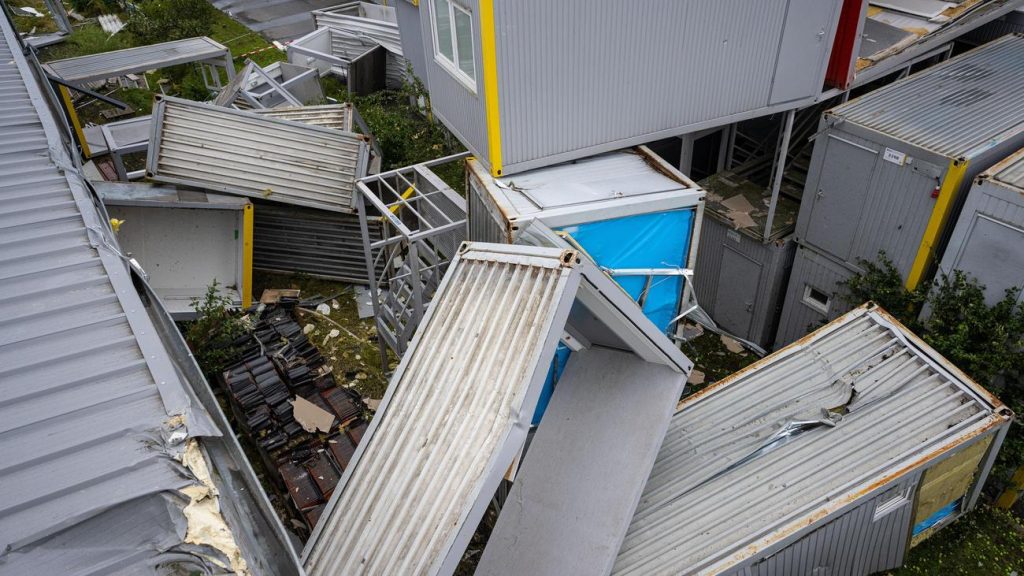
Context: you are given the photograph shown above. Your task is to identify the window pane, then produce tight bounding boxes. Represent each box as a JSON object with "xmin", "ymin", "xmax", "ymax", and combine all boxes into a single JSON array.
[
  {"xmin": 454, "ymin": 8, "xmax": 474, "ymax": 79},
  {"xmin": 433, "ymin": 0, "xmax": 453, "ymax": 63}
]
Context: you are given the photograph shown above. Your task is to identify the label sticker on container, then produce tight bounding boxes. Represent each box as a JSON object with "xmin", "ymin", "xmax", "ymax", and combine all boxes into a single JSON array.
[
  {"xmin": 726, "ymin": 230, "xmax": 741, "ymax": 243},
  {"xmin": 883, "ymin": 147, "xmax": 907, "ymax": 166}
]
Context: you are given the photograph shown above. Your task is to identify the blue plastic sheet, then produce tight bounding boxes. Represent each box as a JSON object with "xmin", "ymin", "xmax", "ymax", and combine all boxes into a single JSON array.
[
  {"xmin": 531, "ymin": 209, "xmax": 695, "ymax": 424},
  {"xmin": 912, "ymin": 498, "xmax": 961, "ymax": 536}
]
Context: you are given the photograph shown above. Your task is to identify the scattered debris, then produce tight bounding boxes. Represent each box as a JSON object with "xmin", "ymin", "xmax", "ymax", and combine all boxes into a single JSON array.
[
  {"xmin": 720, "ymin": 334, "xmax": 745, "ymax": 354},
  {"xmin": 292, "ymin": 396, "xmax": 336, "ymax": 433},
  {"xmin": 687, "ymin": 369, "xmax": 705, "ymax": 386}
]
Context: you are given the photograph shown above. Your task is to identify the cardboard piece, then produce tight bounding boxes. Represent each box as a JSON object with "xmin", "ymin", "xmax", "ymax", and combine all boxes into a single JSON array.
[
  {"xmin": 720, "ymin": 193, "xmax": 756, "ymax": 214},
  {"xmin": 293, "ymin": 396, "xmax": 336, "ymax": 433}
]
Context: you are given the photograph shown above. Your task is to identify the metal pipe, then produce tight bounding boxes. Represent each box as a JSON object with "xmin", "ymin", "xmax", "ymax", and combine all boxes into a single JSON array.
[{"xmin": 762, "ymin": 109, "xmax": 795, "ymax": 243}]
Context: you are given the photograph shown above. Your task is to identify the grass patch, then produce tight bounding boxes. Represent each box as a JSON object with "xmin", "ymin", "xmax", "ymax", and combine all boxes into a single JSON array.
[
  {"xmin": 39, "ymin": 22, "xmax": 135, "ymax": 60},
  {"xmin": 891, "ymin": 506, "xmax": 1024, "ymax": 575},
  {"xmin": 9, "ymin": 0, "xmax": 62, "ymax": 35},
  {"xmin": 320, "ymin": 75, "xmax": 467, "ymax": 192},
  {"xmin": 252, "ymin": 271, "xmax": 391, "ymax": 401}
]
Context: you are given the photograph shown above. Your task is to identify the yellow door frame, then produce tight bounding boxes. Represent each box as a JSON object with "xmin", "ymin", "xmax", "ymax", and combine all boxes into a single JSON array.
[{"xmin": 906, "ymin": 158, "xmax": 969, "ymax": 291}]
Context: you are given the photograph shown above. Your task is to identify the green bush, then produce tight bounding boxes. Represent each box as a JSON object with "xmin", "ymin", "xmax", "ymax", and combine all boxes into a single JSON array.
[
  {"xmin": 185, "ymin": 281, "xmax": 249, "ymax": 378},
  {"xmin": 126, "ymin": 0, "xmax": 216, "ymax": 44}
]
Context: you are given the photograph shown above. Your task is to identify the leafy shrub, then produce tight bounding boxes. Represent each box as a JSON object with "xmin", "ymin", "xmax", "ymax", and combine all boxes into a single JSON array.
[
  {"xmin": 126, "ymin": 0, "xmax": 216, "ymax": 44},
  {"xmin": 185, "ymin": 281, "xmax": 249, "ymax": 377},
  {"xmin": 842, "ymin": 253, "xmax": 1024, "ymax": 495}
]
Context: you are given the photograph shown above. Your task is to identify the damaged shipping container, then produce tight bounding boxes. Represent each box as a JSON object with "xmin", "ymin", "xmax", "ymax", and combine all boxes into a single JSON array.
[
  {"xmin": 777, "ymin": 34, "xmax": 1024, "ymax": 347},
  {"xmin": 614, "ymin": 304, "xmax": 1013, "ymax": 575},
  {"xmin": 934, "ymin": 146, "xmax": 1024, "ymax": 307},
  {"xmin": 94, "ymin": 182, "xmax": 252, "ymax": 318}
]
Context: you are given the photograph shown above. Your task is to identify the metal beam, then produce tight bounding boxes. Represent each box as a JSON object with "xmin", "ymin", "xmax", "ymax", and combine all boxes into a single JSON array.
[{"xmin": 763, "ymin": 109, "xmax": 795, "ymax": 243}]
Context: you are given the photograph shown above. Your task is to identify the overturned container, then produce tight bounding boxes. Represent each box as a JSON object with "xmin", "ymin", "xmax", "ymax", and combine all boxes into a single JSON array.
[
  {"xmin": 615, "ymin": 303, "xmax": 1013, "ymax": 575},
  {"xmin": 95, "ymin": 182, "xmax": 252, "ymax": 318},
  {"xmin": 778, "ymin": 35, "xmax": 1024, "ymax": 346},
  {"xmin": 935, "ymin": 146, "xmax": 1024, "ymax": 307}
]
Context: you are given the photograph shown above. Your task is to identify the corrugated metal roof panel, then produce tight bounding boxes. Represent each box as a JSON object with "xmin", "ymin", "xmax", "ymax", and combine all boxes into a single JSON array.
[
  {"xmin": 304, "ymin": 241, "xmax": 693, "ymax": 575},
  {"xmin": 0, "ymin": 18, "xmax": 300, "ymax": 574},
  {"xmin": 0, "ymin": 15, "xmax": 206, "ymax": 565},
  {"xmin": 832, "ymin": 34, "xmax": 1024, "ymax": 159},
  {"xmin": 252, "ymin": 103, "xmax": 355, "ymax": 131},
  {"xmin": 304, "ymin": 244, "xmax": 581, "ymax": 575},
  {"xmin": 44, "ymin": 36, "xmax": 229, "ymax": 83},
  {"xmin": 147, "ymin": 96, "xmax": 369, "ymax": 212},
  {"xmin": 313, "ymin": 1, "xmax": 402, "ymax": 55},
  {"xmin": 990, "ymin": 146, "xmax": 1024, "ymax": 191},
  {"xmin": 614, "ymin": 305, "xmax": 1007, "ymax": 575}
]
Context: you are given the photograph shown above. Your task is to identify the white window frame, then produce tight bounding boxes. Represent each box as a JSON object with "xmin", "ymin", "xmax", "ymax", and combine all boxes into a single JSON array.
[
  {"xmin": 802, "ymin": 284, "xmax": 832, "ymax": 315},
  {"xmin": 430, "ymin": 0, "xmax": 477, "ymax": 92}
]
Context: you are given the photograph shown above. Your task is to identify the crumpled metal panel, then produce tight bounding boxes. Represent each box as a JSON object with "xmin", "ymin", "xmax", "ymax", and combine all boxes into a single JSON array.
[
  {"xmin": 832, "ymin": 34, "xmax": 1024, "ymax": 160},
  {"xmin": 44, "ymin": 36, "xmax": 229, "ymax": 83},
  {"xmin": 147, "ymin": 96, "xmax": 369, "ymax": 213},
  {"xmin": 614, "ymin": 305, "xmax": 1009, "ymax": 575},
  {"xmin": 303, "ymin": 245, "xmax": 580, "ymax": 575},
  {"xmin": 312, "ymin": 2, "xmax": 408, "ymax": 88}
]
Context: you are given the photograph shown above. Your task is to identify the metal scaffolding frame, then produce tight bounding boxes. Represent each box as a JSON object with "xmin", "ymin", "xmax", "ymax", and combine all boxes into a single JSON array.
[{"xmin": 355, "ymin": 152, "xmax": 470, "ymax": 368}]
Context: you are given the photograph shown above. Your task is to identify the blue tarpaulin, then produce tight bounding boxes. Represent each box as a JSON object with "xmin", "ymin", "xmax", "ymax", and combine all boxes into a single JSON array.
[
  {"xmin": 912, "ymin": 498, "xmax": 961, "ymax": 536},
  {"xmin": 532, "ymin": 208, "xmax": 695, "ymax": 424}
]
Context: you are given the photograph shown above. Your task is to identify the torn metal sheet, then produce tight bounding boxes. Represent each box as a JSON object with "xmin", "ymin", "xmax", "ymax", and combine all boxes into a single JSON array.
[
  {"xmin": 147, "ymin": 96, "xmax": 370, "ymax": 212},
  {"xmin": 304, "ymin": 243, "xmax": 691, "ymax": 575},
  {"xmin": 614, "ymin": 304, "xmax": 1011, "ymax": 575}
]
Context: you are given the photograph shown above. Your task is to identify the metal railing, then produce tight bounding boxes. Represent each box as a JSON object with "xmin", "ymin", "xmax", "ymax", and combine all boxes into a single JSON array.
[{"xmin": 355, "ymin": 152, "xmax": 470, "ymax": 369}]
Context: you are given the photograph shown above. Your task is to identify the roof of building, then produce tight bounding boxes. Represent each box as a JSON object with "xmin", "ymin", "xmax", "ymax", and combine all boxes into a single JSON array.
[
  {"xmin": 147, "ymin": 96, "xmax": 369, "ymax": 213},
  {"xmin": 613, "ymin": 304, "xmax": 1009, "ymax": 575},
  {"xmin": 855, "ymin": 0, "xmax": 1024, "ymax": 85},
  {"xmin": 987, "ymin": 146, "xmax": 1024, "ymax": 191},
  {"xmin": 468, "ymin": 147, "xmax": 703, "ymax": 228},
  {"xmin": 0, "ymin": 16, "xmax": 298, "ymax": 575},
  {"xmin": 43, "ymin": 36, "xmax": 230, "ymax": 83},
  {"xmin": 831, "ymin": 34, "xmax": 1024, "ymax": 159},
  {"xmin": 303, "ymin": 242, "xmax": 692, "ymax": 575}
]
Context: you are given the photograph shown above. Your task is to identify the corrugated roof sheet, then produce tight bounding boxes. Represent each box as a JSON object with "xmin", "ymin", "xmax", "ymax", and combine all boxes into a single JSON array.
[
  {"xmin": 0, "ymin": 16, "xmax": 231, "ymax": 571},
  {"xmin": 613, "ymin": 305, "xmax": 1007, "ymax": 575},
  {"xmin": 0, "ymin": 18, "xmax": 301, "ymax": 575},
  {"xmin": 147, "ymin": 96, "xmax": 369, "ymax": 212},
  {"xmin": 313, "ymin": 1, "xmax": 402, "ymax": 55},
  {"xmin": 252, "ymin": 104, "xmax": 355, "ymax": 131},
  {"xmin": 990, "ymin": 146, "xmax": 1024, "ymax": 191},
  {"xmin": 44, "ymin": 36, "xmax": 229, "ymax": 83},
  {"xmin": 304, "ymin": 242, "xmax": 692, "ymax": 575},
  {"xmin": 304, "ymin": 244, "xmax": 580, "ymax": 575},
  {"xmin": 832, "ymin": 34, "xmax": 1024, "ymax": 159}
]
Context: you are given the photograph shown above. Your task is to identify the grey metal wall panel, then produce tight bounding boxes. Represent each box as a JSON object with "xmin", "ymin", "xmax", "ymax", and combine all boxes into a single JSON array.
[
  {"xmin": 774, "ymin": 243, "xmax": 859, "ymax": 348},
  {"xmin": 694, "ymin": 214, "xmax": 795, "ymax": 349},
  {"xmin": 44, "ymin": 36, "xmax": 230, "ymax": 83},
  {"xmin": 396, "ymin": 0, "xmax": 427, "ymax": 83},
  {"xmin": 477, "ymin": 347, "xmax": 685, "ymax": 576},
  {"xmin": 727, "ymin": 474, "xmax": 918, "ymax": 576},
  {"xmin": 494, "ymin": 1, "xmax": 782, "ymax": 169},
  {"xmin": 962, "ymin": 9, "xmax": 1024, "ymax": 45},
  {"xmin": 937, "ymin": 147, "xmax": 1024, "ymax": 306},
  {"xmin": 615, "ymin": 305, "xmax": 1010, "ymax": 574},
  {"xmin": 832, "ymin": 34, "xmax": 1024, "ymax": 161},
  {"xmin": 419, "ymin": 0, "xmax": 489, "ymax": 164},
  {"xmin": 253, "ymin": 201, "xmax": 381, "ymax": 282},
  {"xmin": 148, "ymin": 96, "xmax": 369, "ymax": 213}
]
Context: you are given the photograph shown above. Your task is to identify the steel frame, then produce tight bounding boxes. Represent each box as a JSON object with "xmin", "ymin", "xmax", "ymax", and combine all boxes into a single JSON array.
[{"xmin": 356, "ymin": 152, "xmax": 471, "ymax": 368}]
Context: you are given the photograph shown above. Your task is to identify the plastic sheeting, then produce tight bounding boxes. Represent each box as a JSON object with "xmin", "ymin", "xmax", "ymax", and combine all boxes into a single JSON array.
[{"xmin": 532, "ymin": 208, "xmax": 695, "ymax": 424}]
